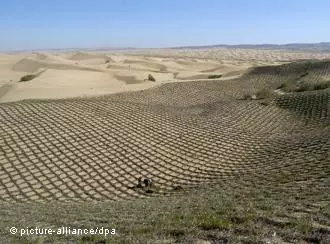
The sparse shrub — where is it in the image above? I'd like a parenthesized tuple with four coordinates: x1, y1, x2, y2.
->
(105, 59, 111, 64)
(241, 88, 275, 100)
(300, 72, 309, 78)
(148, 74, 156, 82)
(313, 82, 329, 90)
(255, 88, 275, 99)
(296, 218, 313, 235)
(295, 81, 329, 92)
(242, 94, 252, 100)
(230, 213, 255, 225)
(207, 74, 222, 79)
(19, 74, 38, 82)
(166, 229, 185, 237)
(198, 214, 231, 230)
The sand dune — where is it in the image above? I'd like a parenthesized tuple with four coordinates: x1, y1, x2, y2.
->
(0, 83, 15, 99)
(107, 63, 156, 72)
(12, 58, 102, 73)
(0, 68, 165, 102)
(114, 74, 142, 84)
(33, 52, 48, 60)
(1, 49, 329, 243)
(69, 51, 113, 61)
(0, 52, 232, 102)
(2, 48, 330, 103)
(124, 59, 168, 71)
(1, 60, 329, 204)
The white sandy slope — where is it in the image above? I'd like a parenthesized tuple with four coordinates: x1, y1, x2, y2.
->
(0, 51, 246, 103)
(2, 48, 327, 103)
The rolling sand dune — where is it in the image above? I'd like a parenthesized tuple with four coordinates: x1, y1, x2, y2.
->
(69, 51, 114, 61)
(0, 69, 165, 102)
(0, 48, 330, 243)
(106, 63, 156, 72)
(124, 59, 168, 71)
(1, 48, 330, 103)
(2, 59, 329, 202)
(32, 52, 48, 60)
(114, 74, 142, 84)
(1, 50, 252, 102)
(12, 58, 102, 73)
(1, 59, 329, 243)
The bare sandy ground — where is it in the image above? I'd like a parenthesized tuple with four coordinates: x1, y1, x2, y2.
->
(1, 48, 330, 102)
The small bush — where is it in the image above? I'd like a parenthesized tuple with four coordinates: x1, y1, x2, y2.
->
(148, 74, 156, 82)
(19, 74, 38, 82)
(207, 74, 222, 79)
(255, 88, 275, 99)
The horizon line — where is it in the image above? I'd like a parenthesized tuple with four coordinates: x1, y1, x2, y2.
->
(2, 41, 330, 53)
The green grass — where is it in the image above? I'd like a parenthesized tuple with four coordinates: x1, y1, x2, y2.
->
(1, 185, 328, 243)
(296, 217, 313, 235)
(2, 59, 329, 244)
(198, 214, 231, 230)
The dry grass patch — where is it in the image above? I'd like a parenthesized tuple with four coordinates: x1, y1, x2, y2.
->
(207, 74, 222, 79)
(18, 70, 46, 82)
(19, 74, 38, 82)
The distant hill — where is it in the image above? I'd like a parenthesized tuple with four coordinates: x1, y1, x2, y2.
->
(171, 42, 330, 52)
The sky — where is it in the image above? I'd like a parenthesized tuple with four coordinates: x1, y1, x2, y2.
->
(1, 0, 330, 50)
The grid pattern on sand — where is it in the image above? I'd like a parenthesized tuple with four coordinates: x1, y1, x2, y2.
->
(0, 61, 329, 203)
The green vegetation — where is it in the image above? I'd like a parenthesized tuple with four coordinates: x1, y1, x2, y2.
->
(207, 74, 222, 79)
(19, 74, 38, 82)
(2, 186, 327, 243)
(19, 70, 46, 82)
(2, 59, 329, 243)
(198, 213, 231, 230)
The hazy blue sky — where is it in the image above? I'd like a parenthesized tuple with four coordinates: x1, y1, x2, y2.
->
(1, 0, 330, 50)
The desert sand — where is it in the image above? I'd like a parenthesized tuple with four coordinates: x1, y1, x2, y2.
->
(1, 47, 330, 243)
(2, 48, 330, 102)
